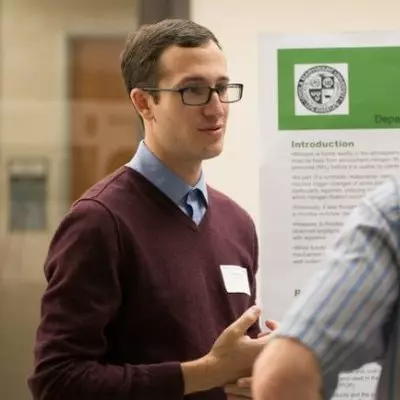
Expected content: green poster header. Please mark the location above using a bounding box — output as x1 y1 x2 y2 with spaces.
278 46 400 130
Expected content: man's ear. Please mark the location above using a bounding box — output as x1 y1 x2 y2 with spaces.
130 88 154 122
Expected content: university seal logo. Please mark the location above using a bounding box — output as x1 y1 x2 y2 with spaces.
296 65 347 114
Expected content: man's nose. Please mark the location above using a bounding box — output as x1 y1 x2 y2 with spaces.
203 91 225 117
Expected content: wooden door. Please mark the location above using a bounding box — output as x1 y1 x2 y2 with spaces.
68 37 139 203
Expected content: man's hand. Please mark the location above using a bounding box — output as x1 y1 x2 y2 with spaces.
224 319 280 399
225 376 252 399
182 306 271 395
206 306 270 384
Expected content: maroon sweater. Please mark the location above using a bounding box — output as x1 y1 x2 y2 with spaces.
28 167 260 400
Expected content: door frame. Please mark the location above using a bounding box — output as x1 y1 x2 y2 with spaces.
62 30 132 209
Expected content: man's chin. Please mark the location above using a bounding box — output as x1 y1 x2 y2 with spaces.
201 141 224 160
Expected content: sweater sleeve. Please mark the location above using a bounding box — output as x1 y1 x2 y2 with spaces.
28 199 184 400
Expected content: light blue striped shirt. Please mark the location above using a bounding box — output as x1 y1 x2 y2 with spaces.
276 177 400 399
126 140 208 224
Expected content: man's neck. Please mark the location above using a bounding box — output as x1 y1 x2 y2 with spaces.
144 140 202 186
166 160 202 187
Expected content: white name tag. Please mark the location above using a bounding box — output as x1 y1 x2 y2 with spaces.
220 265 250 295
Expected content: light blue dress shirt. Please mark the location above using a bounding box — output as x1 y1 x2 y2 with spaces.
126 140 208 225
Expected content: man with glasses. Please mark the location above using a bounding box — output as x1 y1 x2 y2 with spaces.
29 19 268 400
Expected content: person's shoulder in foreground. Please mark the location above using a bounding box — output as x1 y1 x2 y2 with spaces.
252 176 400 400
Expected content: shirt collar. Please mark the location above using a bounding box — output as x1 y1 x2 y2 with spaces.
126 140 208 206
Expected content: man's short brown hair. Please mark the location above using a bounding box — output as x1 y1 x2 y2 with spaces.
120 19 221 94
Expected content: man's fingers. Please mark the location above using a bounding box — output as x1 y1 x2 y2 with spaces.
265 319 279 331
225 383 252 398
257 319 280 338
250 335 270 351
237 376 252 387
223 306 261 341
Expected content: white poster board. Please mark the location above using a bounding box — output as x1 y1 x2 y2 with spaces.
258 31 400 398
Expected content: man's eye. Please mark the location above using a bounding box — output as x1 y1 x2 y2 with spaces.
186 87 206 95
216 85 229 94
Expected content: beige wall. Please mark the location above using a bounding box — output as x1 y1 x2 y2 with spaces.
191 0 400 230
2 1 400 398
0 2 137 399
3 0 398 282
190 0 400 312
0 0 137 283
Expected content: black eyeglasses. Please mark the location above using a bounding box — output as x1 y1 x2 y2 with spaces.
141 83 243 106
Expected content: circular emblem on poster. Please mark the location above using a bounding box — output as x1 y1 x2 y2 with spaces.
297 65 347 114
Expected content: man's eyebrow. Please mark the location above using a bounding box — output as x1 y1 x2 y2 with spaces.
175 76 207 86
175 75 230 86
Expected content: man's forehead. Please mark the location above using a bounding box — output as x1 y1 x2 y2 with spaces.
159 43 227 84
